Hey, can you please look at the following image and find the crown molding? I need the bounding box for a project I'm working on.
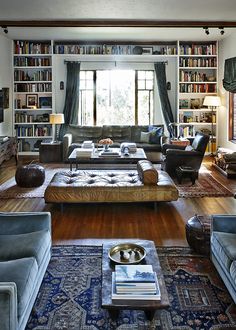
[1,20,236,28]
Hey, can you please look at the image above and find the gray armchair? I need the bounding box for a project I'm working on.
[161,132,210,176]
[211,215,236,303]
[0,212,51,330]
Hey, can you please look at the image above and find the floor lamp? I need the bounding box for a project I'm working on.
[49,113,65,143]
[203,96,221,156]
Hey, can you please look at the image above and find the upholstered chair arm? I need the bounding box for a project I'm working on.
[0,283,17,330]
[0,212,51,235]
[212,215,236,233]
[166,149,199,157]
[63,133,72,161]
[162,143,186,155]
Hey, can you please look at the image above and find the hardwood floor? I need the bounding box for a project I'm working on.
[0,157,236,247]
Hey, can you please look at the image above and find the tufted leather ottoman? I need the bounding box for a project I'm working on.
[15,164,45,187]
[44,169,179,204]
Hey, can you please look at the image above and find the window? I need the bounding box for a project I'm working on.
[229,92,236,141]
[78,70,154,125]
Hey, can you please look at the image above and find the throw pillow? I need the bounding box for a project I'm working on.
[148,126,163,144]
[185,145,193,151]
[137,160,158,185]
[140,131,151,143]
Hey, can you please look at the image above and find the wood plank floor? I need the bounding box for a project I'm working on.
[0,157,236,247]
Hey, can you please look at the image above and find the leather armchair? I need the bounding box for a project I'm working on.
[161,132,210,176]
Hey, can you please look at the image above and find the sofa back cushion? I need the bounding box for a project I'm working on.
[102,125,131,142]
[66,125,103,143]
[131,125,149,142]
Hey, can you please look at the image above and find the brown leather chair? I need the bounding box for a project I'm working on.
[161,132,210,176]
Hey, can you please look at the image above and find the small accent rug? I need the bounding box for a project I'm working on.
[0,166,233,199]
[26,245,236,330]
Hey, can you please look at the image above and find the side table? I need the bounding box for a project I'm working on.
[176,165,198,185]
[39,141,62,163]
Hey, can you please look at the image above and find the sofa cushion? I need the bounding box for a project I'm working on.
[102,126,131,142]
[69,125,103,143]
[136,143,162,152]
[131,125,149,142]
[0,257,38,318]
[148,126,164,144]
[211,231,236,271]
[140,131,151,143]
[0,230,51,266]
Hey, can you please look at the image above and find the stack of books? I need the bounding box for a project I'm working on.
[76,148,93,158]
[82,140,94,149]
[112,265,161,301]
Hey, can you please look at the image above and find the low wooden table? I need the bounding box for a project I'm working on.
[68,147,147,170]
[101,239,170,321]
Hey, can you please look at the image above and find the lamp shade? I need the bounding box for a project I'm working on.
[49,113,65,124]
[203,96,221,107]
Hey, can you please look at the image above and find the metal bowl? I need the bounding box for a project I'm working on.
[108,243,146,264]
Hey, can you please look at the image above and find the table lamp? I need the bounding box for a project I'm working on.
[49,113,65,143]
[203,96,221,155]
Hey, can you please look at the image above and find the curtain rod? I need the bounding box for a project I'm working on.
[64,60,168,64]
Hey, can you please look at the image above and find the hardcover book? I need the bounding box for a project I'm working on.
[115,265,155,283]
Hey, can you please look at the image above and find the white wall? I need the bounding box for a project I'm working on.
[0,34,12,136]
[54,55,177,129]
[218,31,236,150]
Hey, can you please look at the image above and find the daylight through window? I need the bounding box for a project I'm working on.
[78,70,154,126]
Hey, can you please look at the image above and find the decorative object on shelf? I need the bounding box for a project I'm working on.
[26,94,38,108]
[49,113,65,142]
[132,46,142,55]
[142,47,153,55]
[203,96,221,156]
[39,96,52,108]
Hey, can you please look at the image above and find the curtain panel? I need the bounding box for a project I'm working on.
[223,57,236,93]
[154,62,174,137]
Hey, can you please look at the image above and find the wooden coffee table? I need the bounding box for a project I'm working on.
[101,239,170,320]
[68,147,147,170]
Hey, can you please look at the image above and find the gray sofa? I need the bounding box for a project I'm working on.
[211,214,236,303]
[62,124,166,163]
[0,212,51,330]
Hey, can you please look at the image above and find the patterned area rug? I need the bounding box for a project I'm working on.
[0,167,233,199]
[26,245,236,330]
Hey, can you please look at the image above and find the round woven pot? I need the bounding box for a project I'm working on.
[15,164,45,188]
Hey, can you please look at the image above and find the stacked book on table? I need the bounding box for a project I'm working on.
[112,265,161,301]
[99,148,121,157]
[76,141,94,158]
[81,140,94,149]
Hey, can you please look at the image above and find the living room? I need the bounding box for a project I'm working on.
[1,1,236,329]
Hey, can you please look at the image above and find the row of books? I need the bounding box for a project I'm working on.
[14,41,52,55]
[14,57,52,67]
[112,265,161,301]
[179,71,215,83]
[179,57,217,68]
[14,70,52,82]
[179,83,216,93]
[14,83,52,93]
[179,44,217,56]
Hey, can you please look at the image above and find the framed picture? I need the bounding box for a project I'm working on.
[26,94,38,108]
[142,47,153,55]
[39,96,52,109]
[190,98,201,109]
[179,99,190,109]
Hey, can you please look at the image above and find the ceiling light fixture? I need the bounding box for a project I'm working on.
[203,27,209,35]
[219,27,225,35]
[1,26,8,34]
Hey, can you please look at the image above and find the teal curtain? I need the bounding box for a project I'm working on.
[223,57,236,92]
[59,62,80,139]
[154,62,175,137]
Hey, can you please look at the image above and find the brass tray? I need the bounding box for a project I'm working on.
[108,243,146,264]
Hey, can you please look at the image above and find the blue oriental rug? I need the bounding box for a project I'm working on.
[26,246,236,329]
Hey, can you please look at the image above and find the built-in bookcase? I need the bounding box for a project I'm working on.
[177,41,218,153]
[13,40,54,155]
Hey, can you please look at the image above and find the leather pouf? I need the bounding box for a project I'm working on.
[15,164,45,187]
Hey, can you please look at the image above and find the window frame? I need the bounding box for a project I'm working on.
[78,69,154,126]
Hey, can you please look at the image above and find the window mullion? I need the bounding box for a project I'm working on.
[135,70,138,125]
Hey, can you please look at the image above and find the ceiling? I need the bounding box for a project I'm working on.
[0,0,236,41]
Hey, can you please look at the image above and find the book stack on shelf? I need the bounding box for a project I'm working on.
[112,265,161,301]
